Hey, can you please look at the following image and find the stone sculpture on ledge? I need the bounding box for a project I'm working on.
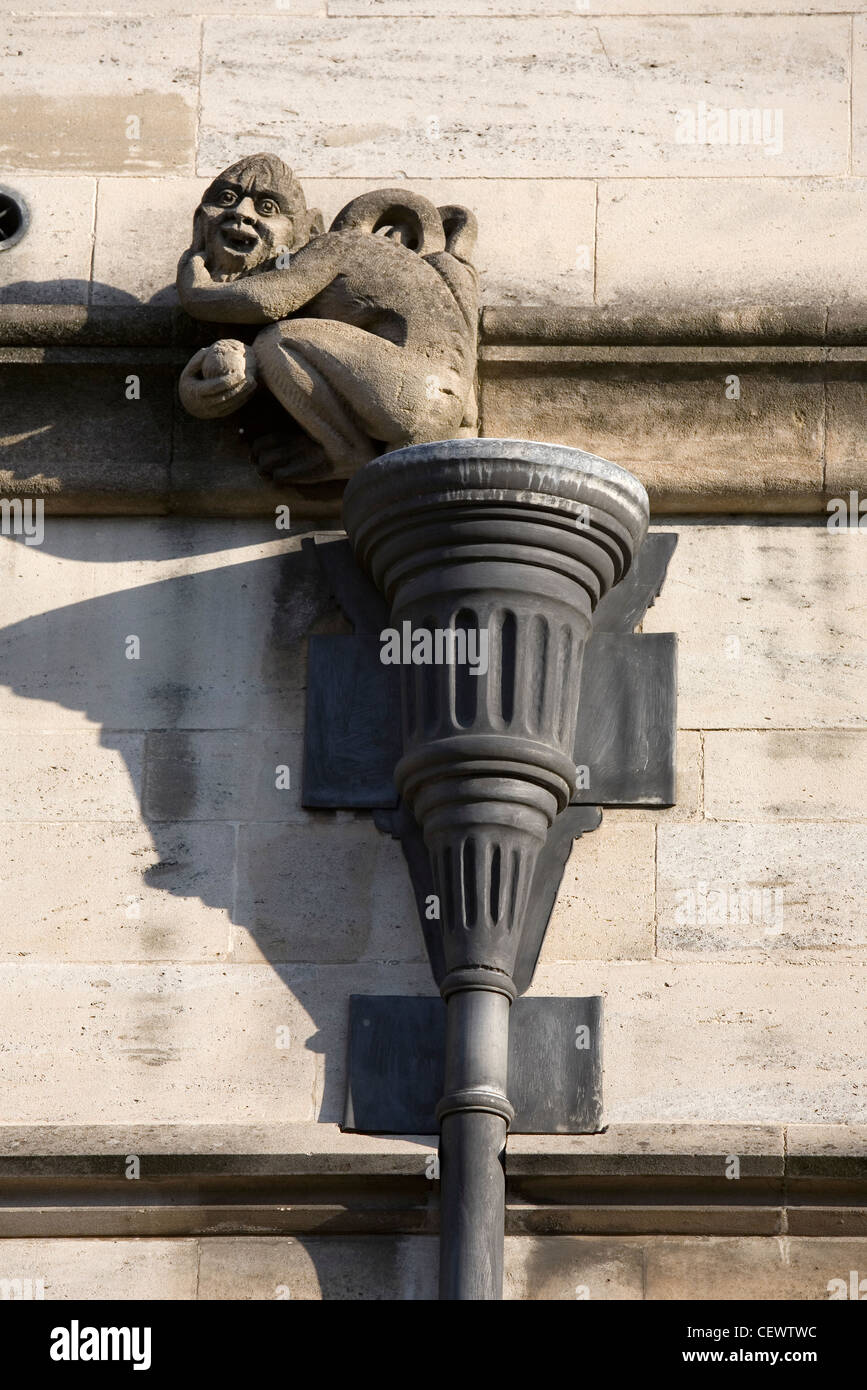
[176,153,479,484]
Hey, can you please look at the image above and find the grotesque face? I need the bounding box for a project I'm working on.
[196,154,316,278]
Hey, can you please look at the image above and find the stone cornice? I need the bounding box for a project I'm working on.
[482,304,867,347]
[0,1124,862,1238]
[3,303,867,348]
[1,304,864,516]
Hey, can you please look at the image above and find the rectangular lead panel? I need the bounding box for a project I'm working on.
[304,632,675,808]
[343,995,603,1135]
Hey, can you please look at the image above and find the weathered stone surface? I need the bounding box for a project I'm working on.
[0,1119,791,1163]
[641,524,867,727]
[0,523,327,731]
[230,817,419,961]
[0,361,173,511]
[233,820,422,965]
[787,1124,867,1160]
[786,1124,867,1189]
[333,0,848,11]
[0,529,94,636]
[0,1238,198,1300]
[378,178,595,306]
[92,177,205,306]
[6,0,325,9]
[596,179,867,309]
[545,820,656,962]
[0,177,95,305]
[853,16,867,178]
[0,1122,436,1161]
[507,1125,784,1174]
[705,730,867,822]
[645,1235,867,1300]
[658,823,867,956]
[483,303,835,345]
[480,364,824,512]
[787,1123,867,1194]
[169,416,346,518]
[0,305,187,347]
[0,18,199,174]
[825,376,867,500]
[199,18,849,179]
[144,730,307,822]
[0,964,322,1123]
[0,822,233,963]
[529,960,867,1123]
[0,731,142,820]
[504,1235,643,1300]
[2,1232,864,1299]
[197,1234,437,1300]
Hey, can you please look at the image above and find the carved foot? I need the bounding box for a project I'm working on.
[250,431,332,485]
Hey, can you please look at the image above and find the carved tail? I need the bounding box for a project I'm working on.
[330,187,480,428]
[437,204,478,264]
[329,188,447,254]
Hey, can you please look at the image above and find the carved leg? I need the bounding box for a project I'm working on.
[253,319,467,477]
[251,431,331,484]
[253,321,377,475]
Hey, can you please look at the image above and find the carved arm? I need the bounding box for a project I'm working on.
[176,240,341,325]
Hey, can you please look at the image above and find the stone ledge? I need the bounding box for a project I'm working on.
[0,1123,436,1169]
[0,1125,862,1238]
[0,1121,862,1174]
[2,304,866,516]
[0,305,201,349]
[6,303,867,349]
[483,304,867,346]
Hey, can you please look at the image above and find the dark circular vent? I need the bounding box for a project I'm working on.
[0,187,29,250]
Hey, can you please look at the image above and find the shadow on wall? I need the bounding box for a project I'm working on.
[0,280,176,305]
[0,523,431,1130]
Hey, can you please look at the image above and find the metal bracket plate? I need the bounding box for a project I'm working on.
[302,530,678,994]
[343,994,603,1135]
[302,532,678,811]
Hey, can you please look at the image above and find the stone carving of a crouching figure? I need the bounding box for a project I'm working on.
[176,154,479,484]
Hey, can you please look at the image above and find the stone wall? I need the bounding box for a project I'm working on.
[2,3,866,312]
[2,1235,867,1301]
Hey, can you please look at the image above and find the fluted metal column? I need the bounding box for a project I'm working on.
[343,438,649,1300]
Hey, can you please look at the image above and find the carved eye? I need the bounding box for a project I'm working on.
[218,189,237,206]
[258,198,279,217]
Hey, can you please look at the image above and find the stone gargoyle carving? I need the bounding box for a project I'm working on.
[176,153,479,484]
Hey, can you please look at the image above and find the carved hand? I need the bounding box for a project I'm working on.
[178,339,258,419]
[176,248,214,308]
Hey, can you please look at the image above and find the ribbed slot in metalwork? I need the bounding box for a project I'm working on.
[462,836,477,927]
[403,663,417,736]
[528,614,549,733]
[489,843,502,925]
[454,608,478,728]
[420,617,438,733]
[507,847,521,929]
[442,845,455,931]
[556,623,574,744]
[499,610,516,725]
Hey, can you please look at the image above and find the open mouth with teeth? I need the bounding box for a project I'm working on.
[219,222,261,255]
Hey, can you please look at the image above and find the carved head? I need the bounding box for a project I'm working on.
[195,153,324,278]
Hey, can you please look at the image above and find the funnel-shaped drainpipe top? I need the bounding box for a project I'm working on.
[343,438,650,1299]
